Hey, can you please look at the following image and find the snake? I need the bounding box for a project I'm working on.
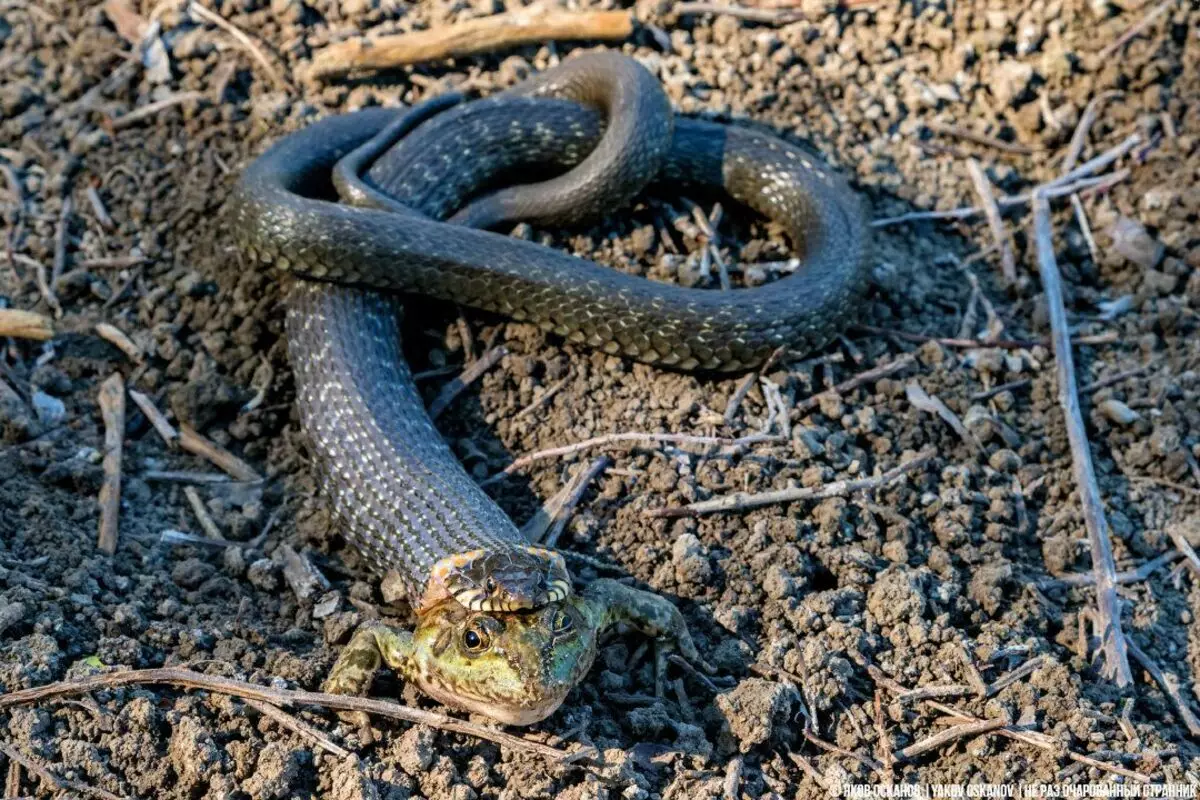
[228,53,869,720]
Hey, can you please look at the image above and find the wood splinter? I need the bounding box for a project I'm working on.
[97,373,126,555]
[0,308,54,341]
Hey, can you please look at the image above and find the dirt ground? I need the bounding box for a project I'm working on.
[1,0,1198,797]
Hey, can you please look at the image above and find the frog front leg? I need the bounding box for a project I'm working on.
[324,620,416,697]
[581,578,713,696]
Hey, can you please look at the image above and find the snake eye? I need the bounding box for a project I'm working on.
[484,576,497,594]
[551,610,573,635]
[462,624,490,653]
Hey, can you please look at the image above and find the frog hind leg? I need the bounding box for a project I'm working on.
[582,578,714,695]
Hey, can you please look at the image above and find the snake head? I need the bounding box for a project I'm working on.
[422,546,571,613]
[409,597,597,725]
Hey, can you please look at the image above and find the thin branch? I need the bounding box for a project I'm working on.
[905,382,984,454]
[51,193,71,283]
[243,697,350,759]
[1062,92,1122,174]
[785,751,829,789]
[128,389,179,446]
[674,2,803,24]
[871,163,1132,229]
[794,353,916,415]
[179,424,262,483]
[1097,0,1174,61]
[966,159,1016,284]
[189,2,291,92]
[486,431,782,483]
[512,374,570,421]
[970,378,1032,402]
[1167,527,1200,580]
[0,668,584,763]
[1031,190,1131,686]
[110,91,206,130]
[646,447,934,518]
[1125,640,1200,738]
[1046,134,1141,193]
[522,455,611,546]
[899,716,1008,760]
[924,701,1152,783]
[1037,550,1180,590]
[14,253,63,318]
[428,345,506,420]
[184,486,226,541]
[803,729,884,772]
[1079,361,1157,394]
[985,655,1043,697]
[0,742,122,800]
[97,373,125,555]
[307,5,633,80]
[852,324,1116,351]
[927,121,1035,155]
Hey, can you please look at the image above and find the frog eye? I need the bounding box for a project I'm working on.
[551,609,573,635]
[462,624,491,652]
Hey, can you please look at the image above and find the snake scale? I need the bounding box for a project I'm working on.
[229,52,870,618]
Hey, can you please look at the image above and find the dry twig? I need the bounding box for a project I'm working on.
[675,2,804,24]
[488,431,782,482]
[110,91,206,130]
[852,324,1115,351]
[3,756,18,799]
[924,701,1151,782]
[647,447,934,518]
[0,668,582,762]
[95,322,142,362]
[1125,640,1200,738]
[1167,527,1200,580]
[0,742,121,800]
[523,455,611,546]
[128,388,179,445]
[243,698,350,759]
[308,5,632,80]
[16,253,63,318]
[905,382,984,454]
[1036,550,1180,590]
[899,716,1008,760]
[97,373,125,555]
[85,184,115,231]
[1096,0,1175,61]
[0,308,53,340]
[179,424,262,483]
[927,121,1034,155]
[1031,190,1131,686]
[428,345,506,420]
[966,159,1016,284]
[184,486,225,541]
[52,193,71,283]
[1062,92,1122,176]
[786,751,829,789]
[794,353,916,415]
[512,374,570,421]
[189,2,291,93]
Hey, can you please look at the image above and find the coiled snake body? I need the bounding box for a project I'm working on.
[229,53,869,618]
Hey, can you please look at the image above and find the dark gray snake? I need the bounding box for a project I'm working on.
[227,53,870,612]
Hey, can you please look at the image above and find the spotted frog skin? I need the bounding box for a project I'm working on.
[325,579,709,726]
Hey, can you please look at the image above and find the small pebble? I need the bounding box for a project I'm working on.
[1098,398,1141,425]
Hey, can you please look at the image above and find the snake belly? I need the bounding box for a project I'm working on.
[228,55,870,607]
